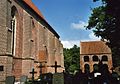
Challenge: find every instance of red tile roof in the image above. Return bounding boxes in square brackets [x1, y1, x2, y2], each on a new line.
[80, 41, 111, 54]
[22, 0, 60, 38]
[23, 0, 44, 19]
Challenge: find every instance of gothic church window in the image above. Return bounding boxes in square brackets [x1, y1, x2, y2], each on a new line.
[7, 6, 17, 55]
[12, 11, 17, 56]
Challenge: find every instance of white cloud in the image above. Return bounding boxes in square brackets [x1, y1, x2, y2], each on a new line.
[71, 21, 88, 30]
[61, 21, 101, 49]
[61, 32, 101, 48]
[61, 40, 80, 49]
[61, 33, 101, 48]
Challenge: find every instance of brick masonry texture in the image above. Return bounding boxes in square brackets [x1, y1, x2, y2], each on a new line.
[0, 0, 8, 55]
[80, 41, 112, 73]
[0, 0, 64, 83]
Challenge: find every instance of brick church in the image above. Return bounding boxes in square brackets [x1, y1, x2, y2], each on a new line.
[0, 0, 64, 82]
[80, 41, 113, 73]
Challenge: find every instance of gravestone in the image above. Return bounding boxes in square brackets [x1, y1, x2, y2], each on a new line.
[39, 73, 53, 84]
[6, 76, 15, 84]
[51, 61, 61, 73]
[52, 73, 64, 84]
[29, 68, 37, 83]
[20, 75, 28, 84]
[37, 63, 45, 79]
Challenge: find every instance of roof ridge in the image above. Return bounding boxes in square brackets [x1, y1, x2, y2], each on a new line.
[22, 0, 60, 38]
[23, 0, 44, 19]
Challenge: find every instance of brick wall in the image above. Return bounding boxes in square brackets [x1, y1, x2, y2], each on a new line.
[60, 42, 64, 72]
[0, 56, 13, 83]
[22, 59, 34, 78]
[0, 0, 13, 83]
[23, 11, 32, 58]
[47, 30, 55, 73]
[55, 38, 61, 72]
[0, 0, 8, 54]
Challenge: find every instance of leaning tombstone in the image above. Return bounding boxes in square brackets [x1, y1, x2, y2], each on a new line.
[52, 73, 64, 84]
[5, 76, 15, 84]
[20, 75, 28, 84]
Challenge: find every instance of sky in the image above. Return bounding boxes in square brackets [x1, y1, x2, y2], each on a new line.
[32, 0, 101, 48]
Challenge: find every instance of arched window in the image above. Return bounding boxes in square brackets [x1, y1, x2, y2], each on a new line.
[11, 6, 17, 56]
[84, 64, 90, 73]
[84, 56, 89, 62]
[7, 6, 18, 55]
[102, 55, 108, 61]
[93, 64, 99, 72]
[93, 55, 99, 61]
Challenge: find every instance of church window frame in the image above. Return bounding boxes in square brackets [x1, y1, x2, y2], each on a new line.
[93, 55, 99, 62]
[12, 16, 17, 56]
[102, 55, 108, 61]
[9, 6, 18, 56]
[84, 56, 89, 62]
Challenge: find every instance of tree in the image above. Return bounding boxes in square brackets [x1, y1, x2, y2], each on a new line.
[87, 0, 120, 67]
[63, 45, 80, 74]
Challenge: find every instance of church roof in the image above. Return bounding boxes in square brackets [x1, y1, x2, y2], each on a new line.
[22, 0, 60, 38]
[80, 41, 111, 54]
[23, 0, 44, 19]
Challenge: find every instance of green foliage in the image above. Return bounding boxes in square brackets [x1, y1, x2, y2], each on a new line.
[87, 6, 105, 30]
[87, 0, 120, 66]
[63, 45, 80, 74]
